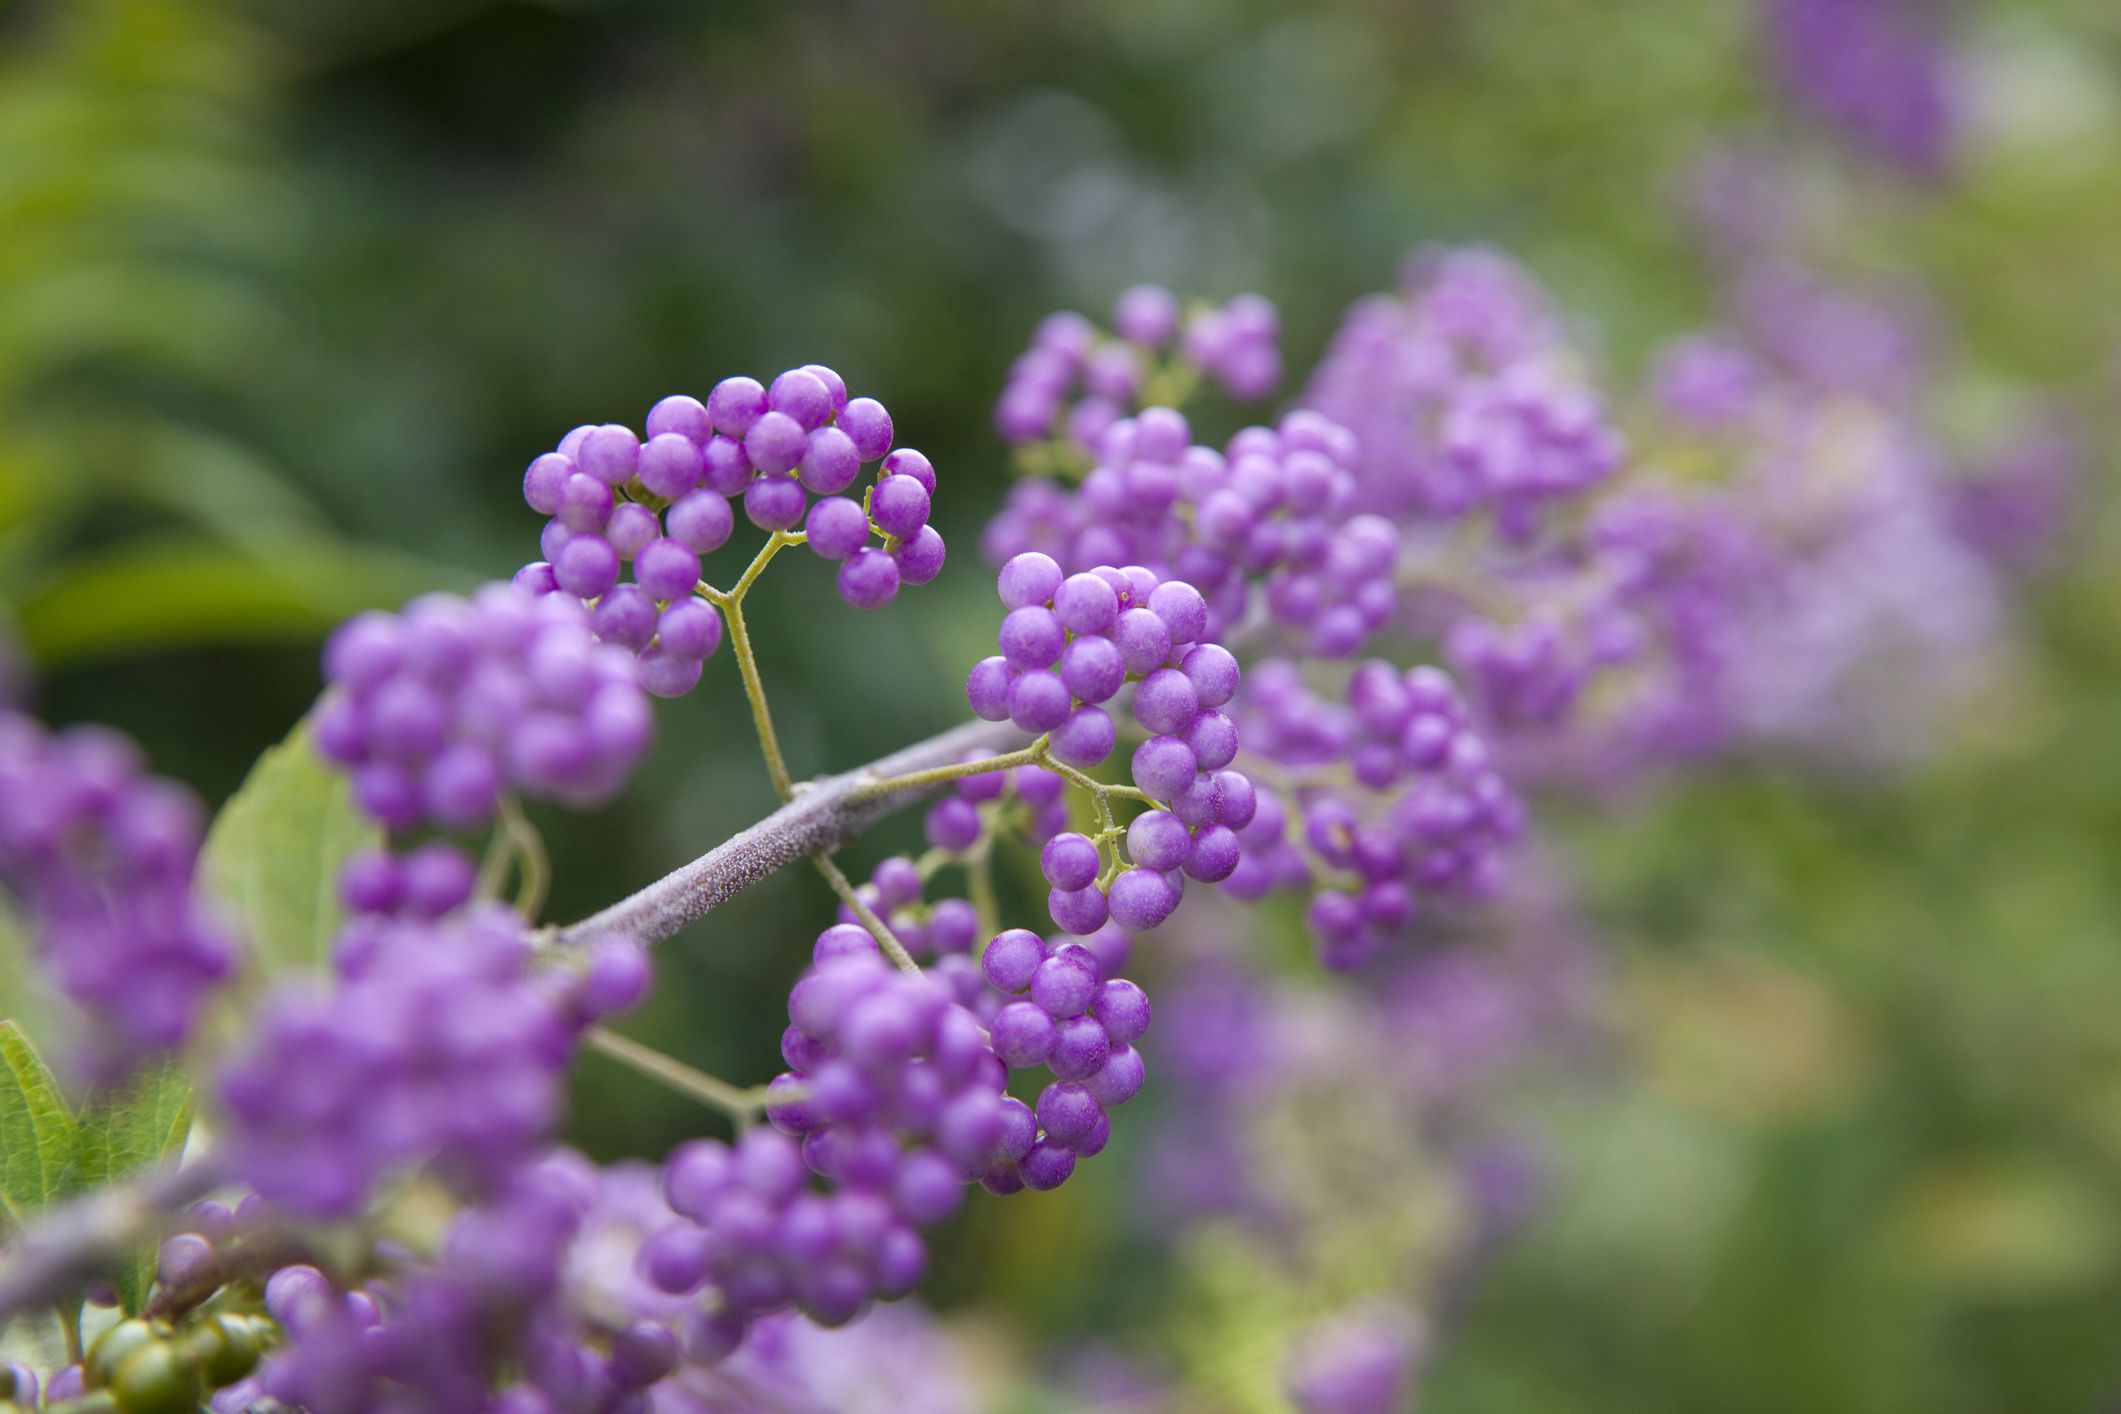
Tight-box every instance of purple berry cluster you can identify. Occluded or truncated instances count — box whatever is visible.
[1303,246,1622,524]
[517,368,944,693]
[0,712,234,1077]
[983,408,1402,659]
[995,287,1280,450]
[974,927,1150,1193]
[1230,659,1523,970]
[255,1153,687,1414]
[315,585,652,830]
[638,954,997,1340]
[964,551,1254,933]
[966,552,1226,773]
[1436,357,1625,540]
[220,900,645,1216]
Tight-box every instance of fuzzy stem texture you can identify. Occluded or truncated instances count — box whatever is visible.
[551,716,1029,950]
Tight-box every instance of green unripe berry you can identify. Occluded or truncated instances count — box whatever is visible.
[85,1318,165,1389]
[110,1341,201,1414]
[190,1313,263,1386]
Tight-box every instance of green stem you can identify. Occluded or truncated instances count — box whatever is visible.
[849,740,1047,802]
[57,1301,82,1364]
[1033,743,1155,806]
[474,796,548,916]
[583,1026,775,1126]
[700,530,804,801]
[810,853,922,977]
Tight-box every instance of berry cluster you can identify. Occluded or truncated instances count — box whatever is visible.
[974,927,1151,1192]
[36,1309,271,1414]
[254,1155,684,1414]
[646,1024,978,1339]
[0,712,233,1077]
[517,369,944,695]
[966,552,1225,773]
[995,288,1280,450]
[220,901,644,1216]
[964,551,1254,933]
[1231,660,1523,970]
[315,585,652,830]
[1302,246,1618,524]
[983,409,1402,659]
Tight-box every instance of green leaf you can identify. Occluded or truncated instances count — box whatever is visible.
[10,530,465,667]
[200,716,381,982]
[76,1062,193,1316]
[0,1020,80,1222]
[0,1309,71,1380]
[0,893,53,1050]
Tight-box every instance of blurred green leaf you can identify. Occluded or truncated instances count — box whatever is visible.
[0,1021,81,1226]
[13,532,461,667]
[0,895,48,1049]
[201,716,380,983]
[76,1062,193,1315]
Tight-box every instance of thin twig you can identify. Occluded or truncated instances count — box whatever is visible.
[583,1027,773,1126]
[847,740,1047,802]
[699,530,804,801]
[810,854,921,976]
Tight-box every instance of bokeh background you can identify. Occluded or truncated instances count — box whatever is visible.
[4,0,2119,1408]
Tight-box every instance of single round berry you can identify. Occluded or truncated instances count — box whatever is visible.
[655,599,723,660]
[838,548,901,610]
[578,424,641,486]
[966,657,1014,722]
[1030,953,1097,1017]
[872,475,932,538]
[635,539,702,602]
[666,490,735,554]
[639,433,706,498]
[743,476,808,531]
[998,553,1063,610]
[892,526,947,585]
[1108,868,1181,931]
[799,426,861,495]
[1185,824,1242,882]
[1084,1045,1146,1107]
[1049,706,1116,769]
[745,411,808,476]
[709,377,768,436]
[981,929,1045,993]
[1035,1082,1102,1147]
[768,369,834,431]
[1040,833,1101,891]
[1131,736,1199,800]
[805,496,871,559]
[1092,978,1150,1044]
[1007,671,1071,733]
[1000,607,1065,670]
[840,398,894,460]
[1048,1014,1111,1081]
[990,1000,1057,1067]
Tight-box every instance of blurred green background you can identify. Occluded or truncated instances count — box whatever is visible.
[4,0,2119,1408]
